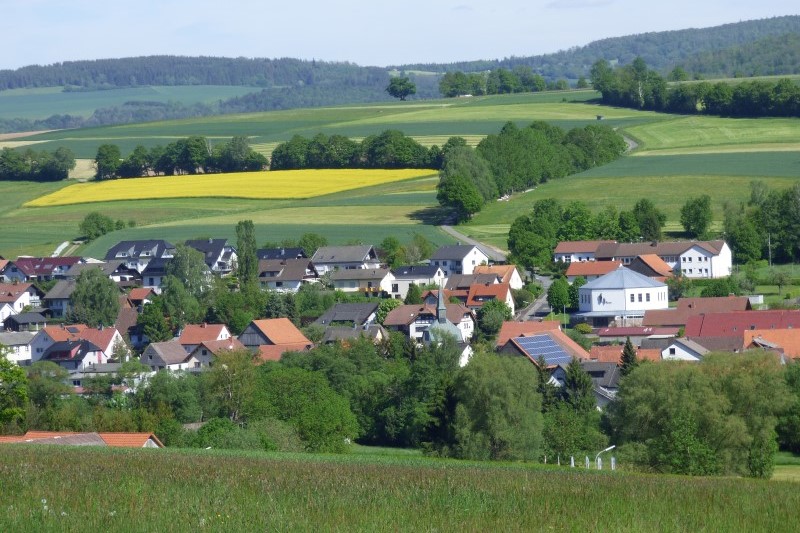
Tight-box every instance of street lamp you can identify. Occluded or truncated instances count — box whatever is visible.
[595,445,615,463]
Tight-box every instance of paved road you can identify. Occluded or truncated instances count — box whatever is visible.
[440,225,507,262]
[515,274,553,321]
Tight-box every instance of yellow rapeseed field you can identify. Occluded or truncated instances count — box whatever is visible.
[25,169,433,207]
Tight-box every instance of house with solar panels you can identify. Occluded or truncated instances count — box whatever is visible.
[497,329,589,366]
[577,267,668,328]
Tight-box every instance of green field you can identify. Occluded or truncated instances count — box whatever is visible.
[2,90,800,257]
[0,85,262,120]
[1,445,798,532]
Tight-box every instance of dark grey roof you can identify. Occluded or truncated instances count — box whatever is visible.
[65,260,132,279]
[330,268,390,281]
[141,257,170,276]
[258,248,306,260]
[0,331,36,346]
[44,280,76,300]
[595,240,727,260]
[431,245,483,261]
[43,340,103,362]
[185,239,232,268]
[391,265,441,278]
[258,259,316,282]
[4,312,47,325]
[312,245,377,264]
[314,302,379,327]
[580,361,621,389]
[105,240,175,261]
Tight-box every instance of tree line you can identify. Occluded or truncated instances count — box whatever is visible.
[0,146,75,181]
[269,130,439,171]
[94,136,267,180]
[438,68,580,97]
[591,57,800,117]
[436,122,626,222]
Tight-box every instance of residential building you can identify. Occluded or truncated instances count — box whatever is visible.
[3,312,48,332]
[258,258,318,292]
[185,238,237,275]
[41,339,107,372]
[189,338,246,367]
[383,303,475,344]
[498,329,589,365]
[565,261,623,283]
[105,240,175,273]
[0,331,36,365]
[430,245,490,276]
[3,256,84,282]
[643,296,752,328]
[594,240,732,279]
[626,254,673,281]
[494,320,562,349]
[553,240,616,263]
[311,245,381,275]
[684,310,800,337]
[577,267,669,327]
[330,268,394,295]
[65,261,141,285]
[661,338,710,361]
[0,282,42,320]
[142,340,199,371]
[473,264,524,290]
[0,431,163,448]
[43,280,76,318]
[31,324,125,363]
[238,318,313,362]
[178,323,232,354]
[389,265,445,299]
[314,302,379,329]
[257,247,306,260]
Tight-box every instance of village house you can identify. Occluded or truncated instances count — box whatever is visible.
[105,240,175,273]
[177,323,232,353]
[65,261,141,285]
[594,240,732,279]
[31,324,126,363]
[238,318,313,362]
[185,238,238,275]
[330,268,394,295]
[0,431,163,448]
[314,302,379,329]
[626,254,673,281]
[553,240,616,263]
[473,264,524,290]
[3,311,49,332]
[42,280,76,318]
[189,338,246,367]
[565,260,623,283]
[0,282,42,321]
[383,302,475,344]
[429,244,490,277]
[142,340,200,371]
[389,265,445,300]
[258,247,306,260]
[258,258,318,292]
[2,256,85,282]
[577,267,669,327]
[41,339,107,372]
[497,328,589,366]
[0,331,36,365]
[643,296,752,328]
[311,245,381,275]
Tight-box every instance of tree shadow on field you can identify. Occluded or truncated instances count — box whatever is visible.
[408,206,450,225]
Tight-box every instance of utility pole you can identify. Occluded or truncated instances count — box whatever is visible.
[768,233,772,267]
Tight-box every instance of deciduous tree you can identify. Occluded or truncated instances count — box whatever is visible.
[68,268,121,327]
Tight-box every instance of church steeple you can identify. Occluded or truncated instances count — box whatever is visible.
[437,281,447,324]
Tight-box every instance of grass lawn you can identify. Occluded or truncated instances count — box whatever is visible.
[1,445,798,531]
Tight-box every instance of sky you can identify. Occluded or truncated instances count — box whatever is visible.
[0,1,797,70]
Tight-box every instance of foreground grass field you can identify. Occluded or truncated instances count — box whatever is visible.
[25,169,433,206]
[1,445,799,532]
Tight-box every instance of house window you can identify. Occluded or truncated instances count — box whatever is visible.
[646,293,650,302]
[669,347,676,355]
[392,283,399,293]
[630,294,634,302]
[275,281,283,287]
[638,294,642,302]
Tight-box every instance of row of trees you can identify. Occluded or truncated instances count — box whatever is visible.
[0,146,75,181]
[436,122,626,221]
[438,68,581,97]
[94,136,267,180]
[507,198,666,270]
[591,57,800,117]
[269,130,438,170]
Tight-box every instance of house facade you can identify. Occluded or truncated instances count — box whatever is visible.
[578,267,669,327]
[105,240,175,273]
[185,238,238,275]
[389,265,445,300]
[330,268,394,295]
[383,303,475,343]
[594,240,732,279]
[430,245,490,277]
[258,259,318,292]
[178,323,232,354]
[0,282,41,320]
[142,340,199,371]
[553,240,616,263]
[0,331,36,365]
[311,245,381,275]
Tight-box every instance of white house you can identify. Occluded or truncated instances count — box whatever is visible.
[311,245,381,275]
[330,268,394,295]
[105,240,175,274]
[142,340,200,372]
[661,338,710,361]
[430,245,490,277]
[0,331,36,365]
[31,325,125,363]
[578,267,669,327]
[594,240,732,279]
[389,265,446,299]
[258,259,318,292]
[473,264,524,290]
[185,238,238,275]
[553,240,617,263]
[383,303,475,343]
[178,323,232,354]
[0,282,40,321]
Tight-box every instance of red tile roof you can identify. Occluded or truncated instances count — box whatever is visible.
[635,254,673,277]
[496,320,561,348]
[685,310,800,337]
[596,326,680,337]
[250,318,311,345]
[565,261,622,278]
[588,344,662,363]
[99,433,164,448]
[466,283,511,309]
[643,296,752,327]
[554,241,616,254]
[383,303,473,327]
[0,282,35,304]
[743,329,800,358]
[257,343,312,362]
[128,288,155,301]
[41,324,89,342]
[473,265,520,284]
[179,323,229,345]
[12,256,82,277]
[194,338,246,355]
[504,329,589,364]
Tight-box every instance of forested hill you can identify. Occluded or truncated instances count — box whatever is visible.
[394,16,800,79]
[680,33,800,78]
[0,56,390,92]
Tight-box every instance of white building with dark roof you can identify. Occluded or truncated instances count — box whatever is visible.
[578,266,668,327]
[311,245,381,275]
[594,240,731,279]
[430,245,489,277]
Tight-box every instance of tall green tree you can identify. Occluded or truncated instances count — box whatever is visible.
[79,212,116,241]
[476,300,512,341]
[386,76,416,100]
[436,174,484,222]
[68,268,121,327]
[620,337,638,376]
[235,220,258,287]
[547,278,570,313]
[137,299,173,342]
[0,347,28,429]
[166,243,209,299]
[94,144,121,180]
[561,358,596,414]
[453,352,543,461]
[680,194,713,238]
[633,198,667,241]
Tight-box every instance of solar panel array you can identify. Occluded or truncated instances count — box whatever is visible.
[514,334,573,366]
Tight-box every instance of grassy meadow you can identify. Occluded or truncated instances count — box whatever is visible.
[1,445,799,532]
